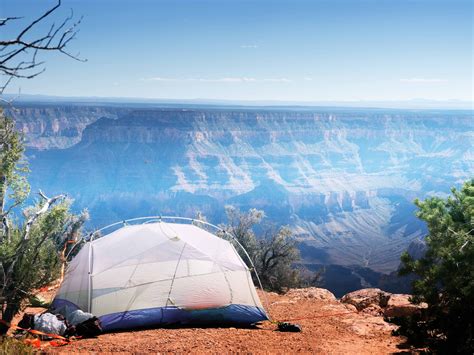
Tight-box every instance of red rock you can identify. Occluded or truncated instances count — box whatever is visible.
[361,303,384,316]
[286,287,337,301]
[340,288,391,310]
[384,294,427,317]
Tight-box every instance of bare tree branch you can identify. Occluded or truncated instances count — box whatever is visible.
[0,17,22,27]
[24,190,65,240]
[1,216,9,242]
[16,1,62,40]
[0,0,85,95]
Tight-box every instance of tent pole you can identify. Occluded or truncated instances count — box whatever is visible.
[223,230,271,318]
[87,243,93,313]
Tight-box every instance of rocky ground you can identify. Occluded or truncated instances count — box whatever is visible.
[12,287,422,354]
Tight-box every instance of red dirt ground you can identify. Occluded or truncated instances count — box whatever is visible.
[13,288,409,354]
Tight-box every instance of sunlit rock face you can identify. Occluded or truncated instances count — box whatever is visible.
[13,105,474,273]
[7,105,128,149]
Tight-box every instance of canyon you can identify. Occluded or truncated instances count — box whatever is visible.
[7,103,473,292]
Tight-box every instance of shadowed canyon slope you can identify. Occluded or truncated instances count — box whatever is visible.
[10,104,473,277]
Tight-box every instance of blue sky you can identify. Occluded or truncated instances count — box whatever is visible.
[1,0,472,102]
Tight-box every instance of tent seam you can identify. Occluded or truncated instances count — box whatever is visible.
[165,243,187,308]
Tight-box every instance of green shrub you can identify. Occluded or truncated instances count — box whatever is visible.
[399,179,474,353]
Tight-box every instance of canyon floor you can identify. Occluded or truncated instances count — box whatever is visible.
[13,288,413,354]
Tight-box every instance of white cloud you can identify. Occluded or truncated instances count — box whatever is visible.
[240,44,258,49]
[400,77,448,83]
[141,77,292,83]
[260,78,292,83]
[140,77,179,82]
[205,77,256,83]
[303,77,313,81]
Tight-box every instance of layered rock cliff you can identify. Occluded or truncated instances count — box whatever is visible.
[11,104,474,277]
[6,104,128,149]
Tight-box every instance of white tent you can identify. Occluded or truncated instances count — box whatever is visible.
[52,220,268,331]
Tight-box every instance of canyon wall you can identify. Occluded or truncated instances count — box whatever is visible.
[10,105,473,275]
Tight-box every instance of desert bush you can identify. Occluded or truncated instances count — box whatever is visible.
[222,206,302,293]
[0,200,88,324]
[0,111,87,332]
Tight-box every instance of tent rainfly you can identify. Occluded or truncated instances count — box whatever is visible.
[51,220,268,331]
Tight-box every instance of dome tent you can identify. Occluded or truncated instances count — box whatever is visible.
[51,218,268,331]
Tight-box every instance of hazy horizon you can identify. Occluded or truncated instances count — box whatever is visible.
[5,92,473,110]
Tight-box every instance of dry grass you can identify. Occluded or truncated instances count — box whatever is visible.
[0,337,35,355]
